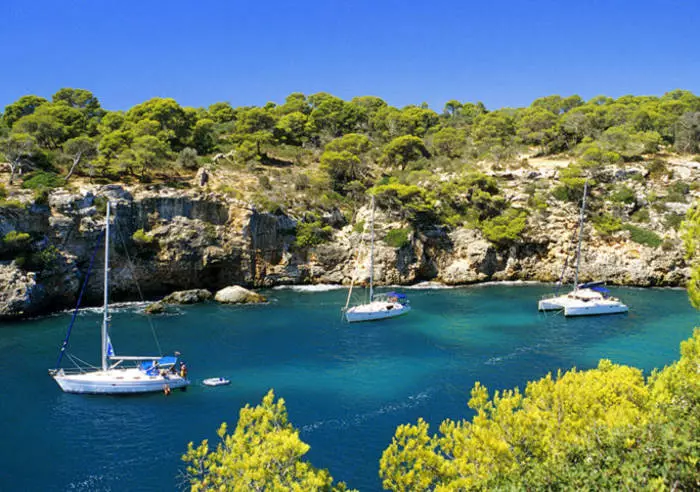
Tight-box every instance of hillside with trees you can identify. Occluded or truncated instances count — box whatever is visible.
[2,88,698,238]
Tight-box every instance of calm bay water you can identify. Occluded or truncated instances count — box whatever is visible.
[0,284,697,491]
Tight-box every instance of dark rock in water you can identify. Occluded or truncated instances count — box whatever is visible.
[144,301,166,314]
[214,285,266,304]
[162,289,212,304]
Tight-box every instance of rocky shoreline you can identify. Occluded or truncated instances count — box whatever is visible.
[0,175,694,320]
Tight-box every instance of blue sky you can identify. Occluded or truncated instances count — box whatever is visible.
[1,0,698,112]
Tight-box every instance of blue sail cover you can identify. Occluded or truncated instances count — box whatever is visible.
[578,282,610,295]
[385,292,407,299]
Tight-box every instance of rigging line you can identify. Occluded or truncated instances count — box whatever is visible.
[54,230,104,370]
[114,215,163,356]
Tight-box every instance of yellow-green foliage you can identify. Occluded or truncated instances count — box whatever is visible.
[478,208,527,245]
[182,390,352,491]
[132,228,156,246]
[380,330,700,491]
[3,230,31,249]
[681,201,700,308]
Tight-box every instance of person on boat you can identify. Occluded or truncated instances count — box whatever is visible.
[180,362,188,378]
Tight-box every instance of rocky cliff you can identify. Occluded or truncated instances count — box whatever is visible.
[0,159,697,319]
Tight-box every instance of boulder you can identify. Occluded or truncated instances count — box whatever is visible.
[214,285,266,304]
[144,301,166,315]
[162,289,213,304]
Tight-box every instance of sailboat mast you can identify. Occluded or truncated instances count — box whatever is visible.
[572,180,588,292]
[369,196,375,303]
[102,201,110,371]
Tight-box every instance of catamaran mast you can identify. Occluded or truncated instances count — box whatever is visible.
[572,180,588,292]
[369,195,375,303]
[101,201,111,371]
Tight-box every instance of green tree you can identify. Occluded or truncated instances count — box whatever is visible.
[324,133,371,156]
[207,102,236,123]
[190,118,217,154]
[274,111,309,146]
[381,135,429,170]
[125,98,191,150]
[177,147,199,171]
[234,107,277,155]
[182,390,351,491]
[63,136,97,181]
[517,107,559,154]
[1,133,37,184]
[3,95,49,127]
[674,112,700,154]
[13,103,85,149]
[320,150,363,190]
[431,127,466,157]
[132,135,169,178]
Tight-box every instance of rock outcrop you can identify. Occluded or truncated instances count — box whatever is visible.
[214,285,267,304]
[162,289,213,304]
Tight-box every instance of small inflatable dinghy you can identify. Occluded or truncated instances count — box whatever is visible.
[203,377,231,387]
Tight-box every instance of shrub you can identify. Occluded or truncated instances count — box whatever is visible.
[610,186,636,204]
[0,184,6,199]
[21,171,62,190]
[630,207,650,223]
[353,220,366,233]
[177,147,199,170]
[479,208,527,245]
[94,196,108,215]
[624,224,663,248]
[295,221,332,248]
[258,175,272,190]
[31,245,59,270]
[592,213,623,237]
[132,229,156,246]
[663,212,684,230]
[384,228,411,248]
[3,231,31,249]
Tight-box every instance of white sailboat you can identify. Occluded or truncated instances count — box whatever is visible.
[49,201,190,394]
[343,196,411,323]
[538,181,628,317]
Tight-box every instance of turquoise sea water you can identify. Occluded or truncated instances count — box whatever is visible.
[0,284,697,491]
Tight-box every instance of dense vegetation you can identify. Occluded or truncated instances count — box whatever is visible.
[180,206,700,490]
[1,88,699,249]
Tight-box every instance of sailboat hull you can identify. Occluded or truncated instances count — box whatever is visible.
[345,302,411,323]
[52,368,189,394]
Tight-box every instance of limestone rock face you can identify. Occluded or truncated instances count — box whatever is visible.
[214,285,267,304]
[162,289,213,304]
[0,263,44,319]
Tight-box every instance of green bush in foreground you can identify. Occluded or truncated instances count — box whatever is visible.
[182,390,352,491]
[380,329,700,491]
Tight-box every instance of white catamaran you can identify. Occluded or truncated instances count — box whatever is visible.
[343,196,411,323]
[49,201,189,394]
[538,181,628,317]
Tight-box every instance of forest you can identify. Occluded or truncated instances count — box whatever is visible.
[1,88,699,249]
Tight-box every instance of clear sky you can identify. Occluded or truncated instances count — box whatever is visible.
[1,0,698,112]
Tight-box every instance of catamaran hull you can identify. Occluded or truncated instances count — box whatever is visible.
[538,298,565,311]
[346,304,411,323]
[52,371,189,394]
[564,304,629,317]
